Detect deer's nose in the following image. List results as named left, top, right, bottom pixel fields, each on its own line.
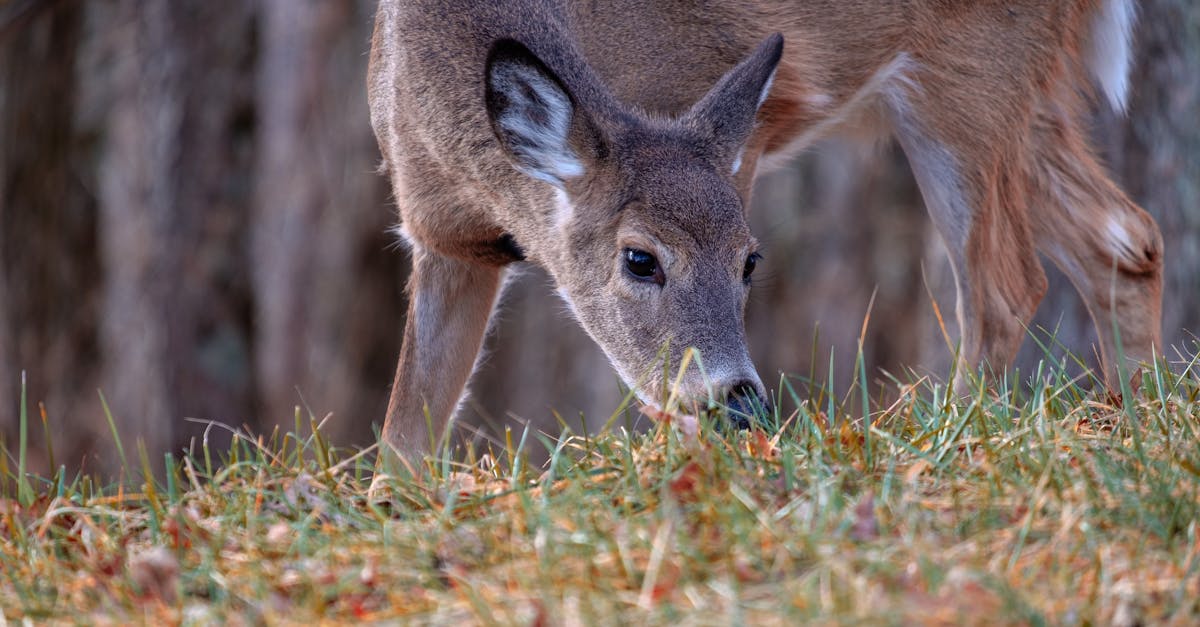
left=724, top=381, right=770, bottom=430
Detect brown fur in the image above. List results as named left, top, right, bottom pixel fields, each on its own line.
left=368, top=0, right=1163, bottom=459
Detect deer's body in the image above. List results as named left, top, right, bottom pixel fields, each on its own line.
left=369, top=0, right=1162, bottom=458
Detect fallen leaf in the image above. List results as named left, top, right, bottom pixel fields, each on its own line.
left=530, top=599, right=550, bottom=627
left=437, top=471, right=480, bottom=504
left=667, top=461, right=704, bottom=502
left=746, top=430, right=776, bottom=460
left=904, top=459, right=931, bottom=483
left=127, top=546, right=179, bottom=605
left=266, top=522, right=291, bottom=550
left=640, top=404, right=699, bottom=438
left=851, top=492, right=878, bottom=541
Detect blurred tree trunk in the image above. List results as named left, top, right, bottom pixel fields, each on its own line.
left=0, top=1, right=96, bottom=470
left=745, top=142, right=939, bottom=393
left=252, top=0, right=403, bottom=444
left=1, top=0, right=401, bottom=477
left=85, top=0, right=259, bottom=470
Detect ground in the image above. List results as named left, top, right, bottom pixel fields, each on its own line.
left=2, top=356, right=1199, bottom=624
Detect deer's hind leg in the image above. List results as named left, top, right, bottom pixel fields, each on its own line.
left=1026, top=104, right=1163, bottom=387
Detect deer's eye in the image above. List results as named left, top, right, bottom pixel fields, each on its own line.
left=743, top=252, right=761, bottom=282
left=624, top=248, right=662, bottom=284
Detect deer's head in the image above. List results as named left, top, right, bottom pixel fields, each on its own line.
left=485, top=34, right=783, bottom=425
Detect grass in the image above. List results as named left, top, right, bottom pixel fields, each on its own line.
left=2, top=353, right=1200, bottom=625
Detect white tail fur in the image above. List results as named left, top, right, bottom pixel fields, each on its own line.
left=1087, top=0, right=1137, bottom=112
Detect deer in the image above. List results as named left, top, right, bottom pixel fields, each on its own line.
left=366, top=0, right=1162, bottom=461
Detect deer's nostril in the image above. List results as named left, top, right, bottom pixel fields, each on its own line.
left=725, top=382, right=770, bottom=430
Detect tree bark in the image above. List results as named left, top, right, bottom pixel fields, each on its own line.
left=87, top=0, right=258, bottom=470
left=252, top=0, right=402, bottom=444
left=0, top=0, right=98, bottom=471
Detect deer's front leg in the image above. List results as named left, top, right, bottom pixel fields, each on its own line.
left=382, top=247, right=505, bottom=462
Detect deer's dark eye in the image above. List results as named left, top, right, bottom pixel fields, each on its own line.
left=743, top=252, right=761, bottom=282
left=624, top=248, right=661, bottom=283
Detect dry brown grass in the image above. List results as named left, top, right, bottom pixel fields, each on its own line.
left=3, top=355, right=1199, bottom=624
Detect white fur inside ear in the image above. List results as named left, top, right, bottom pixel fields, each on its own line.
left=757, top=68, right=777, bottom=108
left=490, top=63, right=584, bottom=187
left=730, top=69, right=775, bottom=175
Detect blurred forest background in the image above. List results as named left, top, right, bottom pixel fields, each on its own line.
left=1, top=0, right=1197, bottom=476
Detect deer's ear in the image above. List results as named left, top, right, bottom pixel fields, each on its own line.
left=686, top=34, right=783, bottom=174
left=486, top=39, right=599, bottom=188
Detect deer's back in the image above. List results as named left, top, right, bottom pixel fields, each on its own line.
left=369, top=0, right=1102, bottom=233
